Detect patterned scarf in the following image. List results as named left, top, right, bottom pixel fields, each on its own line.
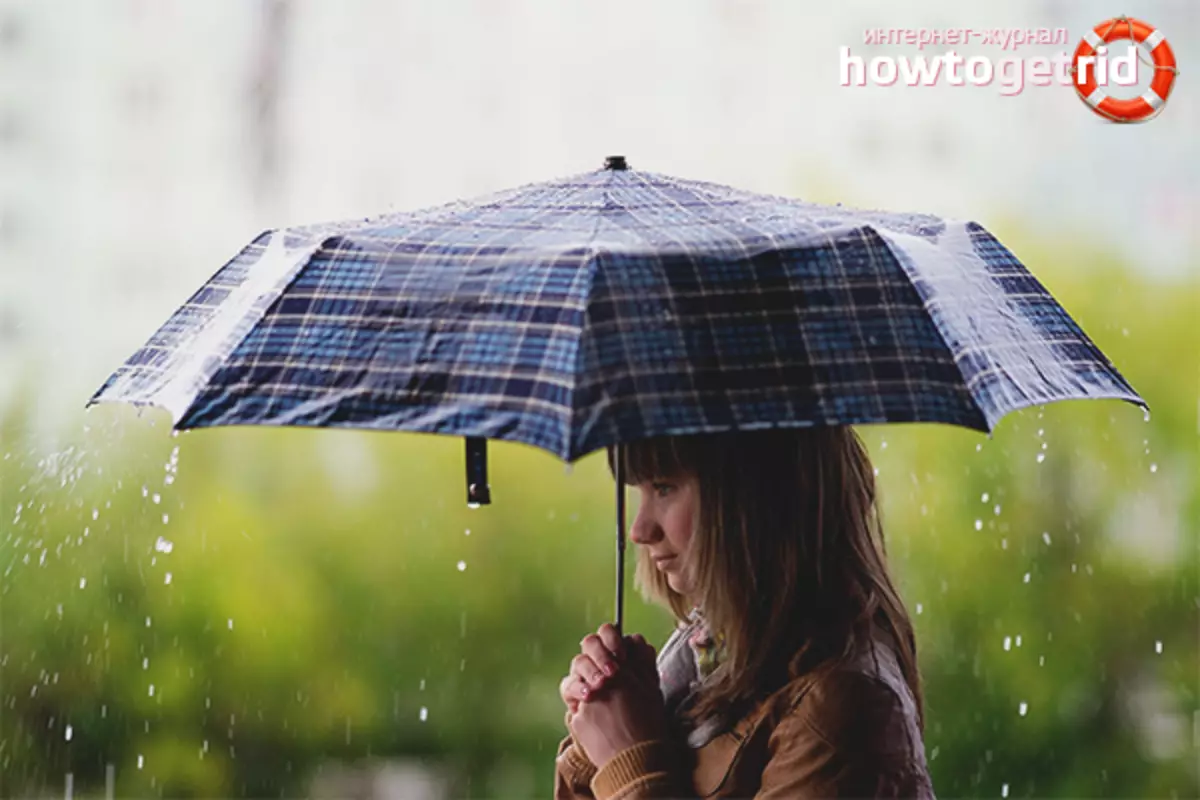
left=656, top=607, right=729, bottom=748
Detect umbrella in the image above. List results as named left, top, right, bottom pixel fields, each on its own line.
left=88, top=155, right=1147, bottom=633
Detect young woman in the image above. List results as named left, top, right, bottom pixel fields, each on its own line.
left=554, top=427, right=936, bottom=799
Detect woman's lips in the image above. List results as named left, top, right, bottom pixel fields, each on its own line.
left=653, top=555, right=676, bottom=568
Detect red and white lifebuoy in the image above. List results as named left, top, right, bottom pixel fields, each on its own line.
left=1072, top=16, right=1178, bottom=122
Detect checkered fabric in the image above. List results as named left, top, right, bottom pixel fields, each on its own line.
left=89, top=163, right=1146, bottom=461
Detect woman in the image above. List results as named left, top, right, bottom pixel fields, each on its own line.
left=554, top=427, right=936, bottom=799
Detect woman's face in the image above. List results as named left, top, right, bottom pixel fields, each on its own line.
left=629, top=472, right=699, bottom=596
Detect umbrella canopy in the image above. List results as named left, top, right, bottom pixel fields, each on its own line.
left=89, top=156, right=1146, bottom=457
left=89, top=155, right=1147, bottom=631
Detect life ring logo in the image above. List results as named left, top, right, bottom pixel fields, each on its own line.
left=1071, top=16, right=1178, bottom=122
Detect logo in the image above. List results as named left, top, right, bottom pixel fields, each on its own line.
left=1071, top=16, right=1178, bottom=122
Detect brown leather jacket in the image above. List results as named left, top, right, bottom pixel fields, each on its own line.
left=553, top=629, right=935, bottom=799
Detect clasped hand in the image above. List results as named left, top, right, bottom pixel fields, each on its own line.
left=558, top=623, right=669, bottom=768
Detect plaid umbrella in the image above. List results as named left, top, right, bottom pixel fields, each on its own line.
left=88, top=155, right=1147, bottom=631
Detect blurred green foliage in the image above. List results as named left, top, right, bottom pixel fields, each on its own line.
left=1, top=243, right=1197, bottom=799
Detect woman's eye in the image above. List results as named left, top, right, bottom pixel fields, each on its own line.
left=652, top=482, right=673, bottom=497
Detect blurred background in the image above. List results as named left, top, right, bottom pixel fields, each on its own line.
left=1, top=0, right=1197, bottom=797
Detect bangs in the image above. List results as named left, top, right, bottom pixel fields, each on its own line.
left=605, top=435, right=702, bottom=486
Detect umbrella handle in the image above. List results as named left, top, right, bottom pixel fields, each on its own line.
left=614, top=444, right=626, bottom=637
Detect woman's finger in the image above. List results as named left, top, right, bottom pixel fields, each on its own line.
left=580, top=634, right=620, bottom=679
left=596, top=623, right=625, bottom=662
left=570, top=653, right=609, bottom=690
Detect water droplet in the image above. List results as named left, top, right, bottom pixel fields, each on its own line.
left=154, top=537, right=173, bottom=554
left=993, top=504, right=1001, bottom=516
left=164, top=475, right=175, bottom=485
left=1001, top=538, right=1008, bottom=550
left=981, top=492, right=989, bottom=503
left=881, top=440, right=888, bottom=449
left=915, top=603, right=923, bottom=615
left=1042, top=532, right=1052, bottom=545
left=1040, top=442, right=1048, bottom=451
left=1155, top=640, right=1163, bottom=654
left=164, top=572, right=172, bottom=585
left=419, top=706, right=428, bottom=722
left=1015, top=635, right=1022, bottom=647
left=456, top=561, right=466, bottom=572
left=1023, top=572, right=1031, bottom=583
left=1149, top=463, right=1157, bottom=473
left=137, top=754, right=144, bottom=770
left=1143, top=408, right=1150, bottom=422
left=1018, top=701, right=1028, bottom=716
left=141, top=485, right=148, bottom=498
left=1003, top=636, right=1012, bottom=651
left=1036, top=453, right=1045, bottom=463
left=974, top=520, right=983, bottom=531
left=145, top=616, right=152, bottom=628
left=464, top=529, right=471, bottom=537
left=467, top=502, right=480, bottom=510
left=975, top=443, right=982, bottom=452
left=65, top=724, right=73, bottom=741
left=227, top=618, right=234, bottom=630
left=143, top=658, right=149, bottom=670
left=91, top=509, right=99, bottom=520
left=1037, top=428, right=1044, bottom=437
left=872, top=467, right=879, bottom=476
left=1002, top=783, right=1009, bottom=798
left=78, top=578, right=86, bottom=589
left=148, top=684, right=155, bottom=697
left=152, top=493, right=161, bottom=504
left=1039, top=655, right=1045, bottom=666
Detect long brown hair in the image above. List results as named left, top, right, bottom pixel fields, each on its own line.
left=606, top=426, right=924, bottom=732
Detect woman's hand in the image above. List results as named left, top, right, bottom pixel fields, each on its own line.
left=559, top=622, right=628, bottom=716
left=559, top=624, right=666, bottom=767
left=567, top=657, right=668, bottom=768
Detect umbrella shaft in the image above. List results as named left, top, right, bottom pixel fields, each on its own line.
left=615, top=445, right=625, bottom=637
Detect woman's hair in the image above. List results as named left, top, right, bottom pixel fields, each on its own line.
left=606, top=426, right=924, bottom=732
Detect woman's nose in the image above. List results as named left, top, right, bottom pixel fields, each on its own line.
left=629, top=506, right=660, bottom=545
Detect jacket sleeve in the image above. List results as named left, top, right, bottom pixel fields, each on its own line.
left=554, top=711, right=598, bottom=799
left=754, top=670, right=934, bottom=799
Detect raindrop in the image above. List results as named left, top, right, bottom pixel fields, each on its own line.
left=1143, top=409, right=1150, bottom=422
left=1155, top=640, right=1163, bottom=654
left=148, top=685, right=155, bottom=697
left=1023, top=573, right=1031, bottom=583
left=419, top=706, right=428, bottom=722
left=881, top=440, right=888, bottom=450
left=162, top=513, right=169, bottom=525
left=154, top=537, right=173, bottom=554
left=872, top=467, right=879, bottom=477
left=974, top=520, right=983, bottom=531
left=456, top=561, right=467, bottom=572
left=152, top=493, right=161, bottom=504
left=467, top=502, right=480, bottom=510
left=143, top=658, right=149, bottom=670
left=78, top=578, right=86, bottom=589
left=993, top=504, right=1001, bottom=516
left=137, top=755, right=144, bottom=770
left=91, top=509, right=99, bottom=520
left=1042, top=532, right=1052, bottom=545
left=1149, top=463, right=1157, bottom=473
left=1003, top=636, right=1012, bottom=651
left=1039, top=656, right=1045, bottom=666
left=1040, top=442, right=1047, bottom=451
left=1015, top=635, right=1022, bottom=647
left=164, top=573, right=172, bottom=585
left=1002, top=783, right=1009, bottom=798
left=227, top=618, right=234, bottom=630
left=1036, top=453, right=1045, bottom=464
left=1037, top=428, right=1044, bottom=437
left=915, top=603, right=923, bottom=615
left=975, top=443, right=982, bottom=452
left=1001, top=538, right=1008, bottom=550
left=141, top=485, right=148, bottom=498
left=1018, top=701, right=1028, bottom=716
left=981, top=492, right=989, bottom=503
left=145, top=617, right=152, bottom=628
left=165, top=475, right=175, bottom=486
left=464, top=529, right=471, bottom=537
left=65, top=724, right=73, bottom=741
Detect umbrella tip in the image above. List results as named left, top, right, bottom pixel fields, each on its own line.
left=603, top=155, right=628, bottom=171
